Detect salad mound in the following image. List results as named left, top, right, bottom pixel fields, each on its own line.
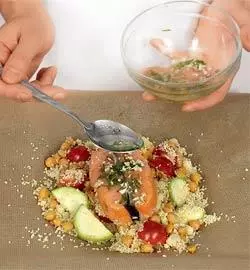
left=35, top=137, right=220, bottom=254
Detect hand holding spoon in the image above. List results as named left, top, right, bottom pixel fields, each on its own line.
left=0, top=66, right=143, bottom=152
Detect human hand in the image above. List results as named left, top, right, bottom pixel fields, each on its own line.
left=0, top=0, right=66, bottom=101
left=143, top=0, right=250, bottom=111
left=1, top=66, right=66, bottom=102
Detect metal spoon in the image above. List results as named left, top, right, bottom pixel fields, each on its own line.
left=0, top=68, right=143, bottom=152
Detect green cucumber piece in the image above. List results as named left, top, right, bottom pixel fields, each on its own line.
left=74, top=205, right=113, bottom=243
left=52, top=187, right=89, bottom=215
left=169, top=178, right=189, bottom=207
left=175, top=205, right=205, bottom=224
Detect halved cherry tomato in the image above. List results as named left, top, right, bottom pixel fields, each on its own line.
left=66, top=146, right=90, bottom=162
left=57, top=175, right=88, bottom=190
left=149, top=156, right=176, bottom=177
left=138, top=220, right=168, bottom=245
left=152, top=146, right=165, bottom=157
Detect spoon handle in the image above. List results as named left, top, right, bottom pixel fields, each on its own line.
left=22, top=80, right=92, bottom=129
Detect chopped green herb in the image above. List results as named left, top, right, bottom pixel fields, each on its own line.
left=162, top=28, right=171, bottom=32
left=101, top=159, right=143, bottom=200
left=147, top=70, right=171, bottom=82
left=174, top=59, right=206, bottom=70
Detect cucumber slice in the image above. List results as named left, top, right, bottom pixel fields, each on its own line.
left=175, top=205, right=205, bottom=224
left=169, top=178, right=189, bottom=207
left=74, top=205, right=113, bottom=243
left=52, top=187, right=89, bottom=215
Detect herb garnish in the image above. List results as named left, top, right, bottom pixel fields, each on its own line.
left=102, top=159, right=143, bottom=200
left=173, top=59, right=206, bottom=70
left=162, top=28, right=171, bottom=32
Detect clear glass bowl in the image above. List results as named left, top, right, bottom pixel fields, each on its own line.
left=121, top=1, right=242, bottom=102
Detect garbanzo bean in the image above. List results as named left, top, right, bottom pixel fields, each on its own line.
left=163, top=202, right=174, bottom=213
left=53, top=218, right=61, bottom=227
left=188, top=220, right=201, bottom=231
left=178, top=227, right=187, bottom=240
left=49, top=199, right=58, bottom=209
left=59, top=158, right=69, bottom=166
left=58, top=149, right=66, bottom=158
left=38, top=187, right=50, bottom=200
left=190, top=172, right=202, bottom=185
left=44, top=210, right=56, bottom=221
left=167, top=213, right=175, bottom=224
left=45, top=157, right=56, bottom=168
left=53, top=153, right=61, bottom=164
left=62, top=222, right=74, bottom=232
left=121, top=235, right=133, bottom=248
left=176, top=167, right=187, bottom=178
left=189, top=181, right=198, bottom=193
left=187, top=244, right=197, bottom=254
left=140, top=243, right=154, bottom=253
left=166, top=223, right=174, bottom=234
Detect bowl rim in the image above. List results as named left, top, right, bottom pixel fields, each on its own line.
left=120, top=0, right=242, bottom=87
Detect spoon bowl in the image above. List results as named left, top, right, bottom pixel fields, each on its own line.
left=88, top=120, right=144, bottom=152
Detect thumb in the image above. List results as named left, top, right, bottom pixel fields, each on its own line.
left=2, top=37, right=39, bottom=84
left=240, top=24, right=250, bottom=52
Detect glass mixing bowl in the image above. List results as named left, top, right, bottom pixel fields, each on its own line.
left=121, top=1, right=242, bottom=102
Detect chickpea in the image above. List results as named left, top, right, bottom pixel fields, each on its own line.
left=59, top=158, right=69, bottom=166
left=178, top=227, right=187, bottom=240
left=58, top=149, right=67, bottom=158
left=150, top=215, right=161, bottom=223
left=53, top=218, right=61, bottom=227
left=62, top=222, right=74, bottom=232
left=38, top=187, right=50, bottom=200
left=60, top=142, right=71, bottom=151
left=140, top=243, right=154, bottom=253
left=167, top=213, right=175, bottom=224
left=163, top=202, right=174, bottom=213
left=190, top=172, right=202, bottom=185
left=188, top=220, right=201, bottom=231
left=44, top=210, right=56, bottom=221
left=45, top=157, right=56, bottom=168
left=49, top=199, right=58, bottom=209
left=166, top=223, right=174, bottom=234
left=65, top=137, right=74, bottom=145
left=187, top=244, right=197, bottom=254
left=176, top=167, right=187, bottom=178
left=189, top=181, right=198, bottom=193
left=53, top=153, right=61, bottom=164
left=168, top=138, right=178, bottom=148
left=121, top=235, right=133, bottom=248
left=176, top=156, right=183, bottom=168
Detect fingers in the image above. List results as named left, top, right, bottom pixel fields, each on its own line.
left=0, top=23, right=19, bottom=65
left=26, top=55, right=44, bottom=79
left=182, top=78, right=233, bottom=112
left=0, top=66, right=66, bottom=102
left=240, top=24, right=250, bottom=52
left=36, top=66, right=57, bottom=85
left=1, top=36, right=43, bottom=84
left=32, top=66, right=66, bottom=100
left=0, top=41, right=11, bottom=65
left=142, top=91, right=156, bottom=102
left=0, top=80, right=32, bottom=102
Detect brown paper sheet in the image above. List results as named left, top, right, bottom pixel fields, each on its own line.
left=0, top=92, right=249, bottom=270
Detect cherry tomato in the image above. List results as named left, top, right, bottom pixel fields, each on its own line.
left=66, top=146, right=90, bottom=162
left=152, top=146, right=165, bottom=157
left=138, top=220, right=168, bottom=245
left=149, top=156, right=176, bottom=177
left=57, top=175, right=88, bottom=190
